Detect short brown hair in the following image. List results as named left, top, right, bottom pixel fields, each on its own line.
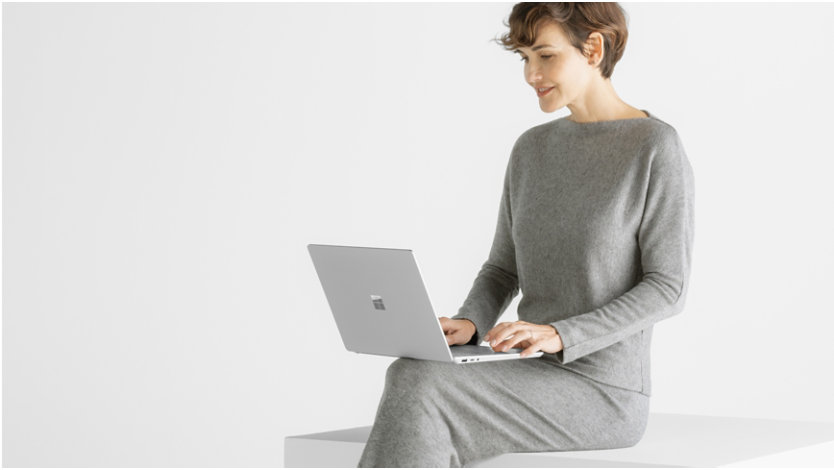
left=494, top=2, right=629, bottom=79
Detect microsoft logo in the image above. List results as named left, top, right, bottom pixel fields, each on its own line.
left=370, top=295, right=386, bottom=310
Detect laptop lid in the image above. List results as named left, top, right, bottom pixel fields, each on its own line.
left=307, top=244, right=453, bottom=362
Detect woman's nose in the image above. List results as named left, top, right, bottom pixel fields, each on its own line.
left=525, top=66, right=542, bottom=84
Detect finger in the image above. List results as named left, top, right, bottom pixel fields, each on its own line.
left=446, top=329, right=464, bottom=346
left=441, top=318, right=459, bottom=335
left=516, top=339, right=533, bottom=350
left=483, top=328, right=495, bottom=343
left=501, top=329, right=534, bottom=351
left=485, top=321, right=517, bottom=345
left=494, top=324, right=532, bottom=350
left=487, top=324, right=517, bottom=349
left=484, top=322, right=503, bottom=342
left=520, top=340, right=544, bottom=358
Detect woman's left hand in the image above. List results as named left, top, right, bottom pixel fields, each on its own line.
left=484, top=321, right=564, bottom=358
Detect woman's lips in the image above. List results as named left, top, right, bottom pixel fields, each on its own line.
left=537, top=87, right=554, bottom=97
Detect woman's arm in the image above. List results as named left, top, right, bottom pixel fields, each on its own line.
left=549, top=130, right=695, bottom=364
left=451, top=143, right=520, bottom=345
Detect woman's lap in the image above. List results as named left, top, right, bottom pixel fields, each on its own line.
left=357, top=356, right=650, bottom=467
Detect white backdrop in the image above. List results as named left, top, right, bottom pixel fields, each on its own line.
left=3, top=2, right=834, bottom=467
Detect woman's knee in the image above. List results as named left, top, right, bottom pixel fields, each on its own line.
left=625, top=408, right=650, bottom=447
left=386, top=357, right=428, bottom=383
left=612, top=398, right=650, bottom=448
left=385, top=357, right=447, bottom=394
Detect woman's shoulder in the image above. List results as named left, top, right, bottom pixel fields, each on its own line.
left=639, top=115, right=690, bottom=171
left=508, top=111, right=685, bottom=164
left=510, top=119, right=562, bottom=151
left=591, top=111, right=684, bottom=152
left=642, top=112, right=683, bottom=143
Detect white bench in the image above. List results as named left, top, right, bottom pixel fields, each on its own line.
left=284, top=412, right=834, bottom=467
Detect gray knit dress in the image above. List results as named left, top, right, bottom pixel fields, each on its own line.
left=358, top=110, right=695, bottom=467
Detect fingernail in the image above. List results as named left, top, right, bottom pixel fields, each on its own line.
left=484, top=335, right=490, bottom=342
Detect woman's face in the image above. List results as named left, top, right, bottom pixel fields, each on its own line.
left=515, top=22, right=599, bottom=113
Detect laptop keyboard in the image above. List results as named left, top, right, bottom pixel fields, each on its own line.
left=450, top=344, right=522, bottom=356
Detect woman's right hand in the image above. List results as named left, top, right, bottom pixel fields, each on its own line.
left=439, top=317, right=476, bottom=346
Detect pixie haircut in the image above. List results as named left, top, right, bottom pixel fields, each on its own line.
left=495, top=2, right=629, bottom=79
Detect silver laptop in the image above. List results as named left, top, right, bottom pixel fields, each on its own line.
left=307, top=243, right=544, bottom=364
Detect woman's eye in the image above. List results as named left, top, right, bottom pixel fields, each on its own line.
left=519, top=55, right=552, bottom=62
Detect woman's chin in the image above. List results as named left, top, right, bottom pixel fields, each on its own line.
left=539, top=102, right=563, bottom=113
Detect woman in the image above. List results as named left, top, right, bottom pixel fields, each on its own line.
left=358, top=2, right=694, bottom=467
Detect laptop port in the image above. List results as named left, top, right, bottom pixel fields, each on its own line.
left=462, top=359, right=468, bottom=363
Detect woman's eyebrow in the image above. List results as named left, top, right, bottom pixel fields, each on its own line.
left=515, top=44, right=556, bottom=53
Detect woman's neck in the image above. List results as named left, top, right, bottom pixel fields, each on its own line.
left=566, top=78, right=643, bottom=123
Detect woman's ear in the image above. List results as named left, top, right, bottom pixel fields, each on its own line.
left=583, top=32, right=605, bottom=67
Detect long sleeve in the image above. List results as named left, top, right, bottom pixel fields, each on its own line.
left=451, top=148, right=520, bottom=345
left=446, top=112, right=692, bottom=394
left=549, top=130, right=695, bottom=364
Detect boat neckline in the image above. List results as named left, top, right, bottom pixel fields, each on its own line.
left=560, top=109, right=653, bottom=125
